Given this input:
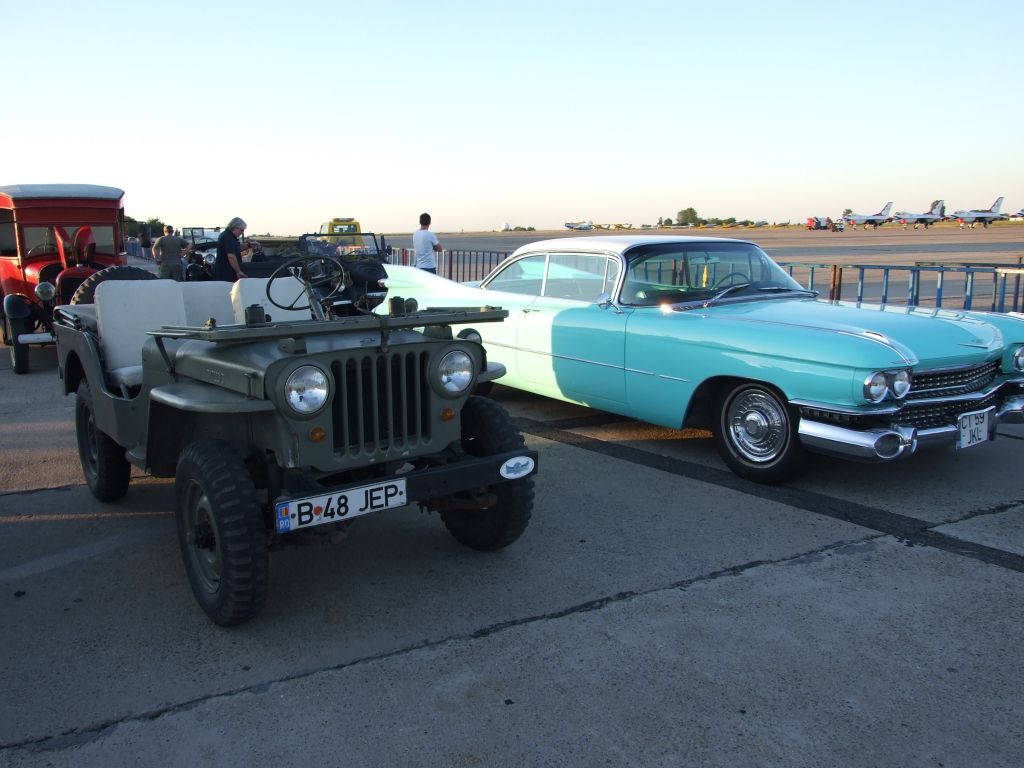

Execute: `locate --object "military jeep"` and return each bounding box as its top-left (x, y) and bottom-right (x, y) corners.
top-left (53, 258), bottom-right (537, 625)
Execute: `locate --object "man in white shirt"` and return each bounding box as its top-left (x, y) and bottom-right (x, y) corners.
top-left (412, 212), bottom-right (441, 273)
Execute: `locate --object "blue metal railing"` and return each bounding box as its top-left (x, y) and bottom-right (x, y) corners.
top-left (395, 249), bottom-right (1024, 314)
top-left (776, 262), bottom-right (1024, 313)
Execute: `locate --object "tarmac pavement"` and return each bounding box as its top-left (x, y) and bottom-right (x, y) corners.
top-left (1, 232), bottom-right (1023, 766)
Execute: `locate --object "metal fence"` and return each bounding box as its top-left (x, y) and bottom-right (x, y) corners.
top-left (777, 259), bottom-right (1024, 313)
top-left (394, 249), bottom-right (1024, 314)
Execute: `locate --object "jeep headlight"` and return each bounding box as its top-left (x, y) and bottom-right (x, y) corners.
top-left (34, 282), bottom-right (56, 302)
top-left (1013, 346), bottom-right (1024, 372)
top-left (284, 366), bottom-right (329, 414)
top-left (889, 369), bottom-right (912, 399)
top-left (863, 372), bottom-right (888, 403)
top-left (203, 252), bottom-right (216, 266)
top-left (438, 350), bottom-right (474, 394)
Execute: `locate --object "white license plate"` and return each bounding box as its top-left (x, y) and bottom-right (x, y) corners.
top-left (956, 407), bottom-right (993, 449)
top-left (275, 478), bottom-right (407, 533)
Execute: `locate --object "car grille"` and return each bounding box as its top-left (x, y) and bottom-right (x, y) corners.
top-left (896, 392), bottom-right (999, 430)
top-left (906, 361), bottom-right (998, 400)
top-left (57, 276), bottom-right (86, 305)
top-left (896, 361), bottom-right (1000, 430)
top-left (330, 351), bottom-right (431, 455)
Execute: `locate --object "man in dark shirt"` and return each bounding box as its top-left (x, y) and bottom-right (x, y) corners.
top-left (214, 217), bottom-right (249, 282)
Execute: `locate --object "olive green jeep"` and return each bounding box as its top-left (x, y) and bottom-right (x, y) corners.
top-left (53, 258), bottom-right (537, 625)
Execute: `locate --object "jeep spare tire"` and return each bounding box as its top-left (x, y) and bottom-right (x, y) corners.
top-left (70, 265), bottom-right (158, 305)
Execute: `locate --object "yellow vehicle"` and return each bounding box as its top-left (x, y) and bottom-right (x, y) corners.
top-left (319, 217), bottom-right (361, 242)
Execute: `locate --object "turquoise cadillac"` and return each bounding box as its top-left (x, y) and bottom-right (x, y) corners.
top-left (380, 236), bottom-right (1024, 484)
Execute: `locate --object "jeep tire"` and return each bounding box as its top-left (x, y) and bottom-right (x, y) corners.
top-left (175, 440), bottom-right (269, 626)
top-left (70, 265), bottom-right (158, 305)
top-left (75, 379), bottom-right (132, 501)
top-left (439, 396), bottom-right (534, 551)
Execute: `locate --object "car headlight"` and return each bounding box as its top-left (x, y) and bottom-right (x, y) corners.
top-left (889, 369), bottom-right (912, 399)
top-left (863, 371), bottom-right (888, 403)
top-left (284, 366), bottom-right (329, 414)
top-left (34, 282), bottom-right (56, 302)
top-left (1013, 346), bottom-right (1024, 372)
top-left (438, 350), bottom-right (474, 394)
top-left (204, 252), bottom-right (216, 266)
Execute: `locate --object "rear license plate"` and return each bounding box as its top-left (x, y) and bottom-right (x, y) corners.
top-left (275, 478), bottom-right (407, 533)
top-left (956, 407), bottom-right (993, 449)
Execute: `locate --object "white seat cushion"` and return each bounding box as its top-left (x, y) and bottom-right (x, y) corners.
top-left (181, 281), bottom-right (235, 327)
top-left (95, 280), bottom-right (186, 379)
top-left (231, 277), bottom-right (312, 324)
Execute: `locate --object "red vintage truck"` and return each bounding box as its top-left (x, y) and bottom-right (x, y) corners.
top-left (1, 184), bottom-right (128, 373)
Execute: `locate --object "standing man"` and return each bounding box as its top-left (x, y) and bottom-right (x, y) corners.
top-left (151, 225), bottom-right (189, 281)
top-left (214, 217), bottom-right (250, 282)
top-left (412, 212), bottom-right (441, 274)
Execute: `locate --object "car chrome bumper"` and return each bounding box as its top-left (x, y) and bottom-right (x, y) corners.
top-left (798, 394), bottom-right (1024, 461)
top-left (798, 421), bottom-right (918, 462)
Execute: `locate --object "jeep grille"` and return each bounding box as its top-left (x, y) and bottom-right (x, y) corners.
top-left (330, 351), bottom-right (432, 455)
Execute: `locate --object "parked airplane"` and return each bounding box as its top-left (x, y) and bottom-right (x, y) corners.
top-left (951, 197), bottom-right (1008, 228)
top-left (564, 220), bottom-right (594, 231)
top-left (843, 202), bottom-right (893, 229)
top-left (893, 200), bottom-right (945, 229)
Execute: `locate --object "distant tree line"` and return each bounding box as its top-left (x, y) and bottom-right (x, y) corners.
top-left (656, 208), bottom-right (753, 227)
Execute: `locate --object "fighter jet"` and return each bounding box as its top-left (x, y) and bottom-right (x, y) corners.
top-left (893, 200), bottom-right (945, 229)
top-left (564, 220), bottom-right (594, 231)
top-left (843, 202), bottom-right (893, 230)
top-left (951, 197), bottom-right (1008, 228)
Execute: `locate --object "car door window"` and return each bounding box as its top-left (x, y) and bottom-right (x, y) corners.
top-left (485, 254), bottom-right (547, 297)
top-left (544, 253), bottom-right (620, 302)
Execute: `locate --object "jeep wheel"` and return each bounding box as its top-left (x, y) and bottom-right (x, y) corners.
top-left (175, 440), bottom-right (269, 626)
top-left (70, 265), bottom-right (158, 305)
top-left (75, 380), bottom-right (131, 501)
top-left (439, 396), bottom-right (534, 551)
top-left (713, 381), bottom-right (804, 485)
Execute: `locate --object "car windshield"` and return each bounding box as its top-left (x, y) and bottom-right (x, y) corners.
top-left (620, 242), bottom-right (805, 307)
top-left (22, 224), bottom-right (118, 257)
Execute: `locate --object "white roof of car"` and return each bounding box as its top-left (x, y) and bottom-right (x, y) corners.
top-left (0, 184), bottom-right (125, 201)
top-left (510, 234), bottom-right (754, 257)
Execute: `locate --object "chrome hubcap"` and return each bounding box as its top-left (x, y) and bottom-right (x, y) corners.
top-left (727, 390), bottom-right (788, 463)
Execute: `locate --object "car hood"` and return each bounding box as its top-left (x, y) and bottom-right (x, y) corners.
top-left (701, 298), bottom-right (1005, 368)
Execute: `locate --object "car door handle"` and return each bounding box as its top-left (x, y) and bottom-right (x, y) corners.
top-left (522, 307), bottom-right (540, 313)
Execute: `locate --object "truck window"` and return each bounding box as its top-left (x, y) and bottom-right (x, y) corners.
top-left (0, 211), bottom-right (15, 256)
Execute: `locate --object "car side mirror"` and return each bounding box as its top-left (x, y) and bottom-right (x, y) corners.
top-left (596, 292), bottom-right (613, 309)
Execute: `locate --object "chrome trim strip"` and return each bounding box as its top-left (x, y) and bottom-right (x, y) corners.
top-left (789, 399), bottom-right (901, 416)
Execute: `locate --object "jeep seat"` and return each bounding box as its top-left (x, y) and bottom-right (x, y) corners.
top-left (181, 281), bottom-right (235, 327)
top-left (230, 277), bottom-right (312, 324)
top-left (94, 279), bottom-right (186, 394)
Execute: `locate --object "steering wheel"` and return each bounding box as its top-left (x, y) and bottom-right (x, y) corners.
top-left (266, 255), bottom-right (347, 312)
top-left (712, 272), bottom-right (750, 289)
top-left (27, 243), bottom-right (58, 257)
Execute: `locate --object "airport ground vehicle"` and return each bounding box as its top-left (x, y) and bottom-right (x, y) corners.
top-left (806, 217), bottom-right (843, 232)
top-left (379, 235), bottom-right (1024, 484)
top-left (1, 184), bottom-right (127, 373)
top-left (53, 259), bottom-right (538, 625)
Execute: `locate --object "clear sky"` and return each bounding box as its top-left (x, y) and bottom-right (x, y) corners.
top-left (3, 0), bottom-right (1021, 234)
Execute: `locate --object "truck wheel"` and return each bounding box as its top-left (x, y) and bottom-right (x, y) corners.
top-left (70, 265), bottom-right (157, 305)
top-left (439, 396), bottom-right (534, 551)
top-left (712, 382), bottom-right (804, 485)
top-left (175, 440), bottom-right (269, 626)
top-left (7, 318), bottom-right (29, 374)
top-left (75, 380), bottom-right (131, 501)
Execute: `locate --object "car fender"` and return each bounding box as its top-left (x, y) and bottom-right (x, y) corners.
top-left (3, 293), bottom-right (34, 322)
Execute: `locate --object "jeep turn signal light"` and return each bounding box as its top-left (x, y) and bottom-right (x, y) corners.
top-left (309, 426), bottom-right (326, 443)
top-left (441, 408), bottom-right (455, 422)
